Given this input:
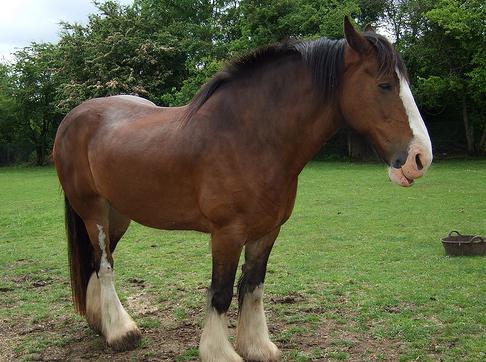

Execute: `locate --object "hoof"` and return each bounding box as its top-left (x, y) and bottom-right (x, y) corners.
top-left (199, 348), bottom-right (243, 362)
top-left (236, 341), bottom-right (282, 362)
top-left (107, 328), bottom-right (142, 352)
top-left (199, 308), bottom-right (243, 362)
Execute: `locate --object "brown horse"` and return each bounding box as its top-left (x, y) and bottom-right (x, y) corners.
top-left (53, 18), bottom-right (432, 362)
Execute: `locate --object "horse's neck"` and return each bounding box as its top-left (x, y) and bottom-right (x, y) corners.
top-left (212, 61), bottom-right (342, 178)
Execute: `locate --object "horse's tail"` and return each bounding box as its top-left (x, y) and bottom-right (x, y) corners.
top-left (64, 196), bottom-right (94, 315)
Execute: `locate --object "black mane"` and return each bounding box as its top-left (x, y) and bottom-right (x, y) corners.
top-left (180, 43), bottom-right (300, 124)
top-left (181, 32), bottom-right (405, 124)
top-left (293, 38), bottom-right (346, 101)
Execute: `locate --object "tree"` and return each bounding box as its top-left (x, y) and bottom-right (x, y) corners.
top-left (1, 0), bottom-right (484, 163)
top-left (133, 0), bottom-right (232, 105)
top-left (11, 43), bottom-right (61, 165)
top-left (56, 0), bottom-right (188, 111)
top-left (400, 0), bottom-right (486, 155)
top-left (0, 64), bottom-right (19, 164)
top-left (426, 0), bottom-right (486, 155)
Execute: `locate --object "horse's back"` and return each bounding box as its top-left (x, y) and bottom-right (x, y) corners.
top-left (109, 94), bottom-right (157, 106)
top-left (54, 95), bottom-right (185, 159)
top-left (53, 95), bottom-right (208, 230)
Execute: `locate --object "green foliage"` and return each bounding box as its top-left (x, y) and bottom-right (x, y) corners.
top-left (160, 57), bottom-right (222, 106)
top-left (229, 0), bottom-right (362, 52)
top-left (0, 65), bottom-right (17, 144)
top-left (56, 1), bottom-right (188, 110)
top-left (1, 0), bottom-right (486, 163)
top-left (131, 0), bottom-right (234, 105)
top-left (426, 0), bottom-right (486, 101)
top-left (9, 43), bottom-right (61, 165)
top-left (415, 76), bottom-right (459, 109)
top-left (398, 0), bottom-right (486, 154)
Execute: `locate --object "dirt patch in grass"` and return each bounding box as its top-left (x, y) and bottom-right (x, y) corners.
top-left (0, 288), bottom-right (403, 362)
top-left (291, 321), bottom-right (401, 361)
top-left (268, 296), bottom-right (401, 361)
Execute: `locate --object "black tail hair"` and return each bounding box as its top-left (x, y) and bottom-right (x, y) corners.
top-left (65, 196), bottom-right (94, 315)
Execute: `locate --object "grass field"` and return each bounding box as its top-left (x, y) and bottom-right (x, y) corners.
top-left (0, 161), bottom-right (485, 361)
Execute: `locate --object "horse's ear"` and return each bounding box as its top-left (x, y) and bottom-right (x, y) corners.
top-left (343, 16), bottom-right (371, 54)
top-left (364, 23), bottom-right (375, 33)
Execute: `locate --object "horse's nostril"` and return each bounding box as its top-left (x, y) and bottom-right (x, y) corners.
top-left (415, 154), bottom-right (423, 170)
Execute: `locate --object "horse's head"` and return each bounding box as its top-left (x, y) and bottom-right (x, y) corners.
top-left (339, 17), bottom-right (432, 187)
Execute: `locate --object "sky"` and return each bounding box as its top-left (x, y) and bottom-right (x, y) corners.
top-left (0, 0), bottom-right (133, 63)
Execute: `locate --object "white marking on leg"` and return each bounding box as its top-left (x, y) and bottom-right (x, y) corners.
top-left (236, 285), bottom-right (281, 361)
top-left (96, 224), bottom-right (140, 350)
top-left (396, 69), bottom-right (433, 163)
top-left (97, 224), bottom-right (109, 270)
top-left (199, 308), bottom-right (243, 362)
top-left (86, 272), bottom-right (101, 333)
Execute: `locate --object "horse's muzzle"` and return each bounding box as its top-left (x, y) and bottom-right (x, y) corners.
top-left (388, 143), bottom-right (432, 187)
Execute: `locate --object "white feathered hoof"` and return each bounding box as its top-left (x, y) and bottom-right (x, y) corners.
top-left (236, 340), bottom-right (282, 362)
top-left (235, 285), bottom-right (282, 361)
top-left (106, 326), bottom-right (141, 351)
top-left (199, 309), bottom-right (243, 362)
top-left (199, 343), bottom-right (243, 362)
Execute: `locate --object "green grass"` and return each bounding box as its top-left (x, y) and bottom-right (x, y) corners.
top-left (0, 161), bottom-right (485, 361)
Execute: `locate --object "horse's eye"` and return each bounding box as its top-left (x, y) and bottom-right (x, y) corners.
top-left (378, 83), bottom-right (393, 91)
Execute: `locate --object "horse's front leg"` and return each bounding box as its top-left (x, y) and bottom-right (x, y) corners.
top-left (199, 226), bottom-right (244, 362)
top-left (236, 227), bottom-right (281, 361)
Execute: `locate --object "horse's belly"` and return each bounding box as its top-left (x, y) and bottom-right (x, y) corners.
top-left (91, 158), bottom-right (210, 232)
top-left (109, 188), bottom-right (210, 233)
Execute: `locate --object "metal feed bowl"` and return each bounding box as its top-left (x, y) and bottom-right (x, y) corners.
top-left (442, 231), bottom-right (486, 256)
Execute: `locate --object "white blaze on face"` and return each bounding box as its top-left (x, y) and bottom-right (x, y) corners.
top-left (389, 68), bottom-right (433, 187)
top-left (396, 69), bottom-right (433, 158)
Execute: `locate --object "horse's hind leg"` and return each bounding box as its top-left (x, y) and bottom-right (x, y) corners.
top-left (80, 201), bottom-right (140, 351)
top-left (108, 206), bottom-right (131, 254)
top-left (199, 226), bottom-right (244, 362)
top-left (235, 228), bottom-right (281, 361)
top-left (85, 206), bottom-right (131, 337)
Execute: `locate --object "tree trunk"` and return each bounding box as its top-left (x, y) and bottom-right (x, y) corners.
top-left (479, 125), bottom-right (486, 156)
top-left (347, 130), bottom-right (376, 161)
top-left (35, 146), bottom-right (45, 166)
top-left (461, 93), bottom-right (475, 154)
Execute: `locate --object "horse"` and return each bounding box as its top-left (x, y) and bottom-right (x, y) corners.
top-left (52, 17), bottom-right (432, 362)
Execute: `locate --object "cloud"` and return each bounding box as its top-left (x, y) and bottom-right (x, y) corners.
top-left (0, 0), bottom-right (133, 62)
